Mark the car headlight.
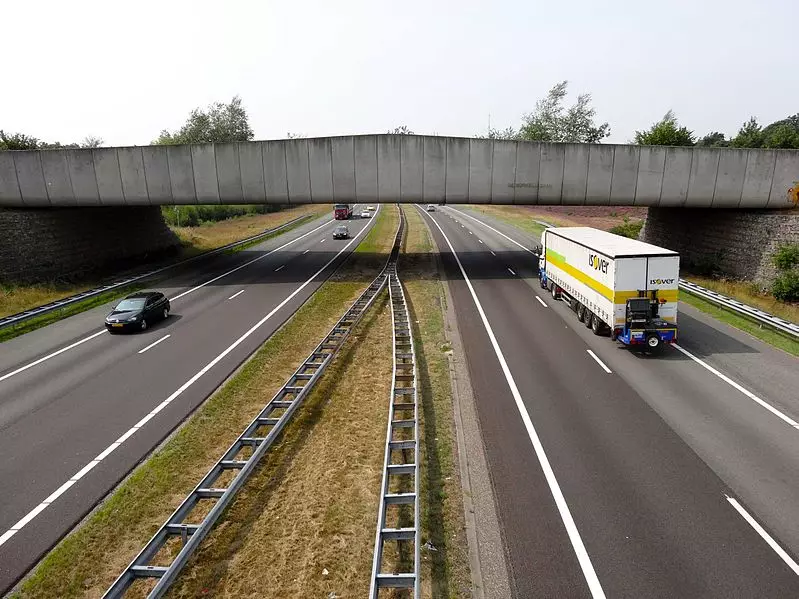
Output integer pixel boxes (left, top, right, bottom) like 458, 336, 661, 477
125, 314, 140, 322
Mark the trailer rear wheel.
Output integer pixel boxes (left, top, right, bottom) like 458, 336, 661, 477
646, 333, 663, 354
591, 313, 604, 336
577, 303, 586, 322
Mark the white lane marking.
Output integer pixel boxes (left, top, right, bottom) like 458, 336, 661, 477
673, 344, 799, 430
726, 495, 799, 576
478, 239, 484, 244
490, 250, 496, 256
448, 206, 534, 254
468, 231, 473, 235
419, 206, 606, 598
0, 219, 336, 384
320, 238, 326, 243
303, 249, 310, 255
0, 330, 107, 383
275, 265, 285, 272
0, 213, 379, 549
228, 289, 245, 300
586, 350, 612, 374
536, 296, 548, 308
507, 268, 516, 276
170, 219, 332, 302
138, 334, 171, 355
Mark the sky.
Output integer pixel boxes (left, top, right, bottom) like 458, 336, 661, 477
3, 0, 797, 146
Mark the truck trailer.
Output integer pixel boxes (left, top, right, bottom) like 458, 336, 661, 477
537, 227, 679, 354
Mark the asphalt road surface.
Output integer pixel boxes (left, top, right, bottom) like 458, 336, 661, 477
420, 205, 799, 598
0, 206, 378, 594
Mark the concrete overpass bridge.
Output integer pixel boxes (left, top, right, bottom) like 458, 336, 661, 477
1, 135, 797, 283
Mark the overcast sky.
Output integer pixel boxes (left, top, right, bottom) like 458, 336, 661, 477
3, 0, 797, 146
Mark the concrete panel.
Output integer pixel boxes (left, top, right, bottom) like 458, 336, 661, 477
686, 148, 720, 207
740, 149, 776, 208
191, 145, 220, 203
332, 137, 356, 202
40, 151, 75, 206
514, 142, 541, 204
538, 143, 564, 204
711, 149, 747, 207
118, 147, 150, 206
308, 138, 333, 203
263, 141, 289, 203
66, 149, 100, 205
400, 136, 423, 202
586, 145, 614, 204
423, 136, 446, 203
634, 146, 665, 206
93, 148, 124, 205
355, 135, 378, 203
141, 146, 171, 203
609, 145, 640, 206
239, 142, 265, 203
377, 136, 401, 201
215, 143, 243, 203
767, 151, 799, 209
490, 141, 516, 204
468, 139, 492, 204
446, 138, 470, 202
659, 147, 692, 207
166, 146, 196, 205
562, 144, 589, 205
286, 139, 311, 204
14, 153, 49, 206
0, 153, 21, 205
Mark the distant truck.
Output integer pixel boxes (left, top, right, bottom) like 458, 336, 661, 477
537, 227, 679, 354
334, 204, 353, 220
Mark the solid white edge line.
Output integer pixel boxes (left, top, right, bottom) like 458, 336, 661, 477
0, 329, 107, 383
228, 289, 245, 300
586, 350, 612, 374
726, 495, 799, 576
418, 205, 606, 598
536, 295, 548, 308
0, 208, 378, 550
447, 206, 535, 254
0, 217, 336, 384
673, 343, 799, 430
507, 268, 516, 276
138, 334, 171, 354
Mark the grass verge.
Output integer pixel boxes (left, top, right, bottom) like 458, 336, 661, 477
462, 205, 548, 238
401, 207, 472, 597
0, 206, 328, 343
11, 206, 398, 599
683, 275, 799, 325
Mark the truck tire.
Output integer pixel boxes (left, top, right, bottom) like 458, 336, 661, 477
584, 310, 594, 329
591, 313, 603, 336
577, 304, 586, 322
646, 333, 663, 354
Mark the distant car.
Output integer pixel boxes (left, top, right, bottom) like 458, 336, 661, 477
333, 225, 349, 239
367, 205, 376, 211
426, 204, 436, 212
105, 291, 170, 333
360, 210, 371, 218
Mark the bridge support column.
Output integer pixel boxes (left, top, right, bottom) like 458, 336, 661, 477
0, 206, 179, 284
639, 208, 799, 284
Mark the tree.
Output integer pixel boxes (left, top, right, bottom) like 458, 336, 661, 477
486, 126, 519, 140
388, 125, 414, 135
518, 81, 610, 143
633, 110, 695, 146
696, 132, 728, 147
730, 117, 764, 148
155, 96, 254, 144
81, 135, 104, 148
286, 132, 306, 139
0, 130, 41, 150
763, 124, 799, 149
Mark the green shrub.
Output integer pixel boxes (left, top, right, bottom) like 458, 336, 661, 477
772, 270, 799, 302
609, 219, 644, 239
773, 244, 799, 272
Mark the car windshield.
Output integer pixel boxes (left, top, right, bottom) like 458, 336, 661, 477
336, 226, 347, 232
115, 298, 146, 311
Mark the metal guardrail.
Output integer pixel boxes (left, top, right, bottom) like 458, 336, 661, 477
678, 279, 799, 340
103, 209, 405, 599
0, 214, 312, 332
369, 209, 421, 599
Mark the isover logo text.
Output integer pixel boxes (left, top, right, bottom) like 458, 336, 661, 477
650, 278, 675, 285
588, 254, 609, 274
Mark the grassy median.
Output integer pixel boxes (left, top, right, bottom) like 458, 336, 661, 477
11, 206, 397, 599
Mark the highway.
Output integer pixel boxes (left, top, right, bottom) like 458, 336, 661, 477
0, 206, 378, 594
419, 205, 799, 598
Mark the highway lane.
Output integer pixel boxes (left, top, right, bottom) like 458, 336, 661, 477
0, 207, 377, 593
446, 205, 799, 560
418, 206, 799, 597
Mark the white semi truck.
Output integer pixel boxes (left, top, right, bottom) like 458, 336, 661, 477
536, 227, 680, 354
